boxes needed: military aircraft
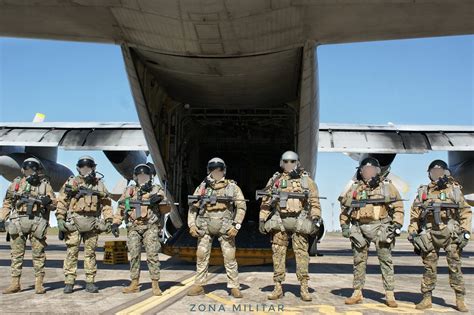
[0,1,473,264]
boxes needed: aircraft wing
[0,1,472,55]
[2,122,473,153]
[0,122,146,151]
[318,123,474,153]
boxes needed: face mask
[367,176,380,188]
[26,173,40,186]
[83,170,96,184]
[436,176,449,189]
[139,181,152,192]
[289,168,300,179]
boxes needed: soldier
[258,151,321,302]
[56,155,113,294]
[408,160,471,312]
[111,164,170,295]
[187,158,247,298]
[339,157,403,307]
[0,157,56,294]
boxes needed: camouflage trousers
[352,239,394,291]
[127,224,161,280]
[421,243,465,296]
[195,233,239,288]
[63,230,98,284]
[271,231,309,283]
[10,234,46,277]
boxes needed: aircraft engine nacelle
[0,153,73,191]
[103,151,148,180]
[448,151,474,205]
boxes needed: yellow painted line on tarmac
[117,266,220,315]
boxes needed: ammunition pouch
[264,214,283,233]
[295,213,317,235]
[64,219,77,232]
[350,224,368,249]
[8,215,48,239]
[377,222,397,245]
[413,230,435,254]
[358,217,391,243]
[71,213,98,233]
[6,219,20,236]
[196,210,232,236]
[265,214,297,233]
[126,211,161,230]
[430,225,451,249]
[97,220,109,233]
[265,210,316,235]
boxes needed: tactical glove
[111,224,120,238]
[189,225,200,238]
[341,224,350,238]
[0,220,5,232]
[227,227,238,238]
[149,194,163,205]
[41,195,52,207]
[57,219,67,233]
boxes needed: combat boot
[85,282,99,293]
[230,288,242,298]
[300,280,312,302]
[385,291,398,308]
[2,276,21,294]
[267,282,283,300]
[152,280,162,296]
[415,293,432,310]
[187,284,205,296]
[63,283,73,294]
[122,278,140,294]
[345,289,363,305]
[455,294,468,312]
[35,275,46,294]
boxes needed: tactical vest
[66,176,107,215]
[416,183,463,227]
[10,177,49,216]
[122,185,161,225]
[344,180,392,223]
[197,179,236,213]
[269,171,310,214]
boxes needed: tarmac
[0,232,472,314]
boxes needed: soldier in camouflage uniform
[187,158,247,298]
[0,157,56,294]
[339,157,404,307]
[111,163,170,296]
[258,151,321,302]
[56,155,113,294]
[408,160,471,312]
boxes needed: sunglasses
[283,160,296,164]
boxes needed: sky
[0,35,472,231]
